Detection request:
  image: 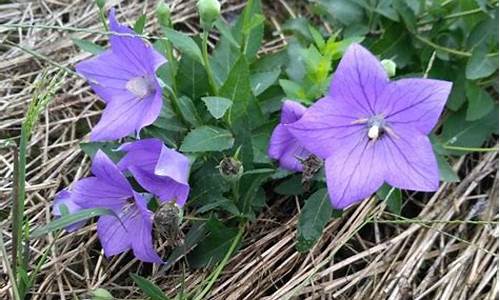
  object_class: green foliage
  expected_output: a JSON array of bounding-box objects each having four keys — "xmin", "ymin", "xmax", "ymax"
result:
[
  {"xmin": 296, "ymin": 189, "xmax": 333, "ymax": 252},
  {"xmin": 201, "ymin": 96, "xmax": 233, "ymax": 119},
  {"xmin": 71, "ymin": 38, "xmax": 105, "ymax": 55},
  {"xmin": 377, "ymin": 184, "xmax": 402, "ymax": 215},
  {"xmin": 180, "ymin": 126, "xmax": 234, "ymax": 152},
  {"xmin": 130, "ymin": 273, "xmax": 171, "ymax": 300},
  {"xmin": 163, "ymin": 28, "xmax": 204, "ymax": 64}
]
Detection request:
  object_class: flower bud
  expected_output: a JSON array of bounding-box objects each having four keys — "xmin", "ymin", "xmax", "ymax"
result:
[
  {"xmin": 197, "ymin": 0, "xmax": 221, "ymax": 29},
  {"xmin": 90, "ymin": 288, "xmax": 113, "ymax": 300},
  {"xmin": 95, "ymin": 0, "xmax": 105, "ymax": 9},
  {"xmin": 381, "ymin": 59, "xmax": 396, "ymax": 77},
  {"xmin": 218, "ymin": 157, "xmax": 243, "ymax": 182},
  {"xmin": 156, "ymin": 2, "xmax": 172, "ymax": 28}
]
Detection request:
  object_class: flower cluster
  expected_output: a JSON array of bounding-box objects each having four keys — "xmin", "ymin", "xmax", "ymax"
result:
[
  {"xmin": 53, "ymin": 10, "xmax": 190, "ymax": 263},
  {"xmin": 269, "ymin": 43, "xmax": 452, "ymax": 209}
]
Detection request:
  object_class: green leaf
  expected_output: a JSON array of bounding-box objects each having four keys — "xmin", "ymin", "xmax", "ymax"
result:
[
  {"xmin": 188, "ymin": 218, "xmax": 239, "ymax": 268},
  {"xmin": 250, "ymin": 68, "xmax": 281, "ymax": 96},
  {"xmin": 376, "ymin": 184, "xmax": 402, "ymax": 215},
  {"xmin": 466, "ymin": 46, "xmax": 498, "ymax": 80},
  {"xmin": 238, "ymin": 168, "xmax": 274, "ymax": 215},
  {"xmin": 164, "ymin": 221, "xmax": 208, "ymax": 271},
  {"xmin": 274, "ymin": 175, "xmax": 304, "ymax": 196},
  {"xmin": 180, "ymin": 126, "xmax": 234, "ymax": 152},
  {"xmin": 219, "ymin": 55, "xmax": 254, "ymax": 166},
  {"xmin": 214, "ymin": 18, "xmax": 240, "ymax": 48},
  {"xmin": 296, "ymin": 188, "xmax": 332, "ymax": 252},
  {"xmin": 31, "ymin": 208, "xmax": 117, "ymax": 238},
  {"xmin": 201, "ymin": 96, "xmax": 233, "ymax": 119},
  {"xmin": 130, "ymin": 273, "xmax": 170, "ymax": 300},
  {"xmin": 210, "ymin": 38, "xmax": 239, "ymax": 86},
  {"xmin": 279, "ymin": 79, "xmax": 306, "ymax": 101},
  {"xmin": 465, "ymin": 81, "xmax": 494, "ymax": 121},
  {"xmin": 197, "ymin": 197, "xmax": 240, "ymax": 215},
  {"xmin": 163, "ymin": 28, "xmax": 203, "ymax": 64},
  {"xmin": 133, "ymin": 14, "xmax": 147, "ymax": 34},
  {"xmin": 317, "ymin": 0, "xmax": 364, "ymax": 25},
  {"xmin": 393, "ymin": 0, "xmax": 417, "ymax": 32},
  {"xmin": 436, "ymin": 155, "xmax": 460, "ymax": 182},
  {"xmin": 177, "ymin": 95, "xmax": 201, "ymax": 127},
  {"xmin": 80, "ymin": 141, "xmax": 122, "ymax": 162},
  {"xmin": 441, "ymin": 106, "xmax": 499, "ymax": 153},
  {"xmin": 71, "ymin": 38, "xmax": 105, "ymax": 55},
  {"xmin": 234, "ymin": 0, "xmax": 264, "ymax": 62},
  {"xmin": 177, "ymin": 55, "xmax": 209, "ymax": 100}
]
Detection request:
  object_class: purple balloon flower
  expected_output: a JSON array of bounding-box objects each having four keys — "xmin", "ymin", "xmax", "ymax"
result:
[
  {"xmin": 52, "ymin": 190, "xmax": 86, "ymax": 232},
  {"xmin": 268, "ymin": 100, "xmax": 311, "ymax": 172},
  {"xmin": 117, "ymin": 138, "xmax": 191, "ymax": 207},
  {"xmin": 72, "ymin": 150, "xmax": 162, "ymax": 263},
  {"xmin": 75, "ymin": 9, "xmax": 166, "ymax": 141},
  {"xmin": 288, "ymin": 44, "xmax": 452, "ymax": 209}
]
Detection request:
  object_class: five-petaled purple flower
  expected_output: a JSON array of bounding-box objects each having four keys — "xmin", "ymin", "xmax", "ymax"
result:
[
  {"xmin": 76, "ymin": 9, "xmax": 166, "ymax": 141},
  {"xmin": 118, "ymin": 138, "xmax": 191, "ymax": 207},
  {"xmin": 268, "ymin": 100, "xmax": 311, "ymax": 172},
  {"xmin": 72, "ymin": 150, "xmax": 163, "ymax": 263},
  {"xmin": 288, "ymin": 44, "xmax": 452, "ymax": 209}
]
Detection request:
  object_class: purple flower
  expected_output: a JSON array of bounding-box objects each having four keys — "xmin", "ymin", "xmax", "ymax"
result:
[
  {"xmin": 75, "ymin": 9, "xmax": 166, "ymax": 141},
  {"xmin": 288, "ymin": 44, "xmax": 452, "ymax": 209},
  {"xmin": 117, "ymin": 138, "xmax": 191, "ymax": 207},
  {"xmin": 72, "ymin": 150, "xmax": 162, "ymax": 263},
  {"xmin": 52, "ymin": 190, "xmax": 85, "ymax": 232},
  {"xmin": 268, "ymin": 100, "xmax": 311, "ymax": 172}
]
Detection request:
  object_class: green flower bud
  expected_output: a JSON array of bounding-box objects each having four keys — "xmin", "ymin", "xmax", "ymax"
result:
[
  {"xmin": 197, "ymin": 0, "xmax": 221, "ymax": 29},
  {"xmin": 156, "ymin": 2, "xmax": 172, "ymax": 28},
  {"xmin": 95, "ymin": 0, "xmax": 105, "ymax": 9},
  {"xmin": 91, "ymin": 288, "xmax": 113, "ymax": 300},
  {"xmin": 381, "ymin": 59, "xmax": 397, "ymax": 77},
  {"xmin": 218, "ymin": 157, "xmax": 243, "ymax": 182}
]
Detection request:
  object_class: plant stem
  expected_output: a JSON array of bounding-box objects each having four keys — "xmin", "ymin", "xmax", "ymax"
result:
[
  {"xmin": 98, "ymin": 8, "xmax": 109, "ymax": 31},
  {"xmin": 443, "ymin": 145, "xmax": 499, "ymax": 152},
  {"xmin": 414, "ymin": 34, "xmax": 498, "ymax": 57},
  {"xmin": 418, "ymin": 8, "xmax": 485, "ymax": 26},
  {"xmin": 202, "ymin": 31, "xmax": 218, "ymax": 95},
  {"xmin": 192, "ymin": 224, "xmax": 245, "ymax": 300}
]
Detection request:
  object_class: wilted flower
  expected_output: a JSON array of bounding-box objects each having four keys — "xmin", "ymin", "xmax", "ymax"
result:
[
  {"xmin": 52, "ymin": 189, "xmax": 85, "ymax": 232},
  {"xmin": 75, "ymin": 9, "xmax": 166, "ymax": 141},
  {"xmin": 289, "ymin": 44, "xmax": 452, "ymax": 209},
  {"xmin": 117, "ymin": 138, "xmax": 190, "ymax": 207},
  {"xmin": 72, "ymin": 150, "xmax": 162, "ymax": 263},
  {"xmin": 268, "ymin": 100, "xmax": 311, "ymax": 172}
]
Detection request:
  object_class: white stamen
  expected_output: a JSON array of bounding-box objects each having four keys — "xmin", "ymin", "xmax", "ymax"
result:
[
  {"xmin": 368, "ymin": 125, "xmax": 380, "ymax": 140},
  {"xmin": 126, "ymin": 76, "xmax": 155, "ymax": 99}
]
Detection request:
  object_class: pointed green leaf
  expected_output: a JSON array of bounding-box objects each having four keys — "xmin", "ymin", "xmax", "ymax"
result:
[
  {"xmin": 376, "ymin": 184, "xmax": 402, "ymax": 215},
  {"xmin": 180, "ymin": 126, "xmax": 234, "ymax": 152},
  {"xmin": 133, "ymin": 14, "xmax": 147, "ymax": 34},
  {"xmin": 130, "ymin": 273, "xmax": 170, "ymax": 300},
  {"xmin": 466, "ymin": 46, "xmax": 498, "ymax": 80},
  {"xmin": 72, "ymin": 38, "xmax": 105, "ymax": 55},
  {"xmin": 296, "ymin": 188, "xmax": 332, "ymax": 252},
  {"xmin": 201, "ymin": 96, "xmax": 233, "ymax": 119},
  {"xmin": 437, "ymin": 155, "xmax": 460, "ymax": 183}
]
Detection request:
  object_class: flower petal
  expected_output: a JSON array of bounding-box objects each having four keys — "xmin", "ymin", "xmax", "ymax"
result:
[
  {"xmin": 380, "ymin": 126, "xmax": 439, "ymax": 191},
  {"xmin": 288, "ymin": 96, "xmax": 365, "ymax": 159},
  {"xmin": 90, "ymin": 91, "xmax": 162, "ymax": 141},
  {"xmin": 155, "ymin": 145, "xmax": 191, "ymax": 206},
  {"xmin": 324, "ymin": 131, "xmax": 385, "ymax": 209},
  {"xmin": 91, "ymin": 150, "xmax": 132, "ymax": 189},
  {"xmin": 382, "ymin": 78, "xmax": 452, "ymax": 134},
  {"xmin": 97, "ymin": 209, "xmax": 133, "ymax": 257},
  {"xmin": 280, "ymin": 100, "xmax": 307, "ymax": 124},
  {"xmin": 327, "ymin": 43, "xmax": 389, "ymax": 116},
  {"xmin": 108, "ymin": 9, "xmax": 166, "ymax": 75},
  {"xmin": 75, "ymin": 50, "xmax": 136, "ymax": 103},
  {"xmin": 52, "ymin": 190, "xmax": 86, "ymax": 232},
  {"xmin": 268, "ymin": 124, "xmax": 309, "ymax": 172},
  {"xmin": 130, "ymin": 192, "xmax": 163, "ymax": 263},
  {"xmin": 117, "ymin": 138, "xmax": 162, "ymax": 171}
]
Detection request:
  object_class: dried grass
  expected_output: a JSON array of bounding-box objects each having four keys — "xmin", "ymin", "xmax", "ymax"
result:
[{"xmin": 0, "ymin": 1, "xmax": 498, "ymax": 299}]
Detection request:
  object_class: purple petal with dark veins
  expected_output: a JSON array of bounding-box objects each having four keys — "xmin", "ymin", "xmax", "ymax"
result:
[{"xmin": 52, "ymin": 190, "xmax": 86, "ymax": 232}]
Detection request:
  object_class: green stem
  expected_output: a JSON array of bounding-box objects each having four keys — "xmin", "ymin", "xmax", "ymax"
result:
[
  {"xmin": 443, "ymin": 145, "xmax": 498, "ymax": 152},
  {"xmin": 192, "ymin": 224, "xmax": 245, "ymax": 300},
  {"xmin": 13, "ymin": 125, "xmax": 27, "ymax": 289},
  {"xmin": 98, "ymin": 8, "xmax": 109, "ymax": 31},
  {"xmin": 414, "ymin": 34, "xmax": 498, "ymax": 57},
  {"xmin": 202, "ymin": 31, "xmax": 218, "ymax": 95},
  {"xmin": 418, "ymin": 8, "xmax": 485, "ymax": 26}
]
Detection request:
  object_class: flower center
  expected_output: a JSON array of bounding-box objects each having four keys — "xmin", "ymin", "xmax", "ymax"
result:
[
  {"xmin": 367, "ymin": 115, "xmax": 386, "ymax": 140},
  {"xmin": 126, "ymin": 76, "xmax": 156, "ymax": 99}
]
